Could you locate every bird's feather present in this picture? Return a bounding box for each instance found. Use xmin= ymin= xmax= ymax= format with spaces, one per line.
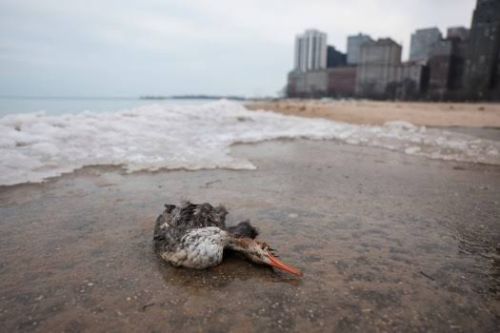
xmin=227 ymin=220 xmax=259 ymax=239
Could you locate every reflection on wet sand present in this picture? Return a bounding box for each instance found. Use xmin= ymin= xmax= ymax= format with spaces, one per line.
xmin=0 ymin=140 xmax=499 ymax=332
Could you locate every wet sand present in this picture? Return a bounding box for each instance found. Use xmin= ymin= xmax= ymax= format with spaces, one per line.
xmin=247 ymin=100 xmax=500 ymax=128
xmin=1 ymin=140 xmax=500 ymax=332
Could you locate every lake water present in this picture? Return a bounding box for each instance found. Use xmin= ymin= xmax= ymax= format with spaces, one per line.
xmin=0 ymin=97 xmax=208 ymax=117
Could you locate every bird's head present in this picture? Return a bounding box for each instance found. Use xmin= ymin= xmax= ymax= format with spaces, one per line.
xmin=234 ymin=238 xmax=303 ymax=277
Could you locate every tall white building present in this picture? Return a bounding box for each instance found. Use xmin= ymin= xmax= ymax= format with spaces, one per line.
xmin=294 ymin=29 xmax=327 ymax=72
xmin=409 ymin=27 xmax=442 ymax=62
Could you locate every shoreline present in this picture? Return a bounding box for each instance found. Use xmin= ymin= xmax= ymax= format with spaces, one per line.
xmin=1 ymin=126 xmax=499 ymax=189
xmin=2 ymin=99 xmax=500 ymax=187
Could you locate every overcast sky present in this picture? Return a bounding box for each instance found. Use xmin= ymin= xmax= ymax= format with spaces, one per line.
xmin=0 ymin=0 xmax=476 ymax=97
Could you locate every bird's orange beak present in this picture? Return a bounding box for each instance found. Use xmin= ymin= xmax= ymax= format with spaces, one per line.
xmin=267 ymin=254 xmax=303 ymax=277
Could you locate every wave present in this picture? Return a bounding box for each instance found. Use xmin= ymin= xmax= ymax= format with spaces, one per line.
xmin=0 ymin=100 xmax=498 ymax=185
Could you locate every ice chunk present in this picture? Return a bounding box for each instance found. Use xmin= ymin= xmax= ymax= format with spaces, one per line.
xmin=0 ymin=100 xmax=499 ymax=186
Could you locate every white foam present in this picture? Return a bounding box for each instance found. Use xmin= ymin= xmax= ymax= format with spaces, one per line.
xmin=0 ymin=100 xmax=499 ymax=186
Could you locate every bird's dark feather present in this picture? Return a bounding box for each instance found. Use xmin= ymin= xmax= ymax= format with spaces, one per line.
xmin=227 ymin=220 xmax=259 ymax=239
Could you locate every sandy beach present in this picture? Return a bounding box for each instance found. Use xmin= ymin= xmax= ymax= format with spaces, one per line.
xmin=1 ymin=139 xmax=499 ymax=332
xmin=247 ymin=100 xmax=500 ymax=128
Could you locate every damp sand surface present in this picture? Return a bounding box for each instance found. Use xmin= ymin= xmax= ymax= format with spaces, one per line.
xmin=1 ymin=140 xmax=500 ymax=332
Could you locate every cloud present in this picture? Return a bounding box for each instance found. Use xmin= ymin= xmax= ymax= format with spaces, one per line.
xmin=0 ymin=0 xmax=476 ymax=96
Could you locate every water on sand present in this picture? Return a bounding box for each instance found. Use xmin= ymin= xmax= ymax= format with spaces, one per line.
xmin=0 ymin=140 xmax=499 ymax=332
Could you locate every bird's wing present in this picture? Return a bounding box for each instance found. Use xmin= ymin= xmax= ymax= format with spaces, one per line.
xmin=153 ymin=203 xmax=176 ymax=237
xmin=153 ymin=207 xmax=184 ymax=254
xmin=161 ymin=201 xmax=228 ymax=230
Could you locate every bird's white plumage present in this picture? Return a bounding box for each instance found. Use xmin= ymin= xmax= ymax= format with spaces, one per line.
xmin=173 ymin=227 xmax=228 ymax=269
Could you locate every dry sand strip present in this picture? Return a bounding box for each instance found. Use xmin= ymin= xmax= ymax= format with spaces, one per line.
xmin=247 ymin=100 xmax=500 ymax=128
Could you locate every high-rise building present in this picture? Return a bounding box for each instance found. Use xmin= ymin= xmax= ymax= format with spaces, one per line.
xmin=464 ymin=0 xmax=500 ymax=98
xmin=427 ymin=31 xmax=469 ymax=99
xmin=449 ymin=38 xmax=469 ymax=91
xmin=428 ymin=40 xmax=454 ymax=98
xmin=327 ymin=46 xmax=347 ymax=68
xmin=409 ymin=27 xmax=442 ymax=62
xmin=359 ymin=38 xmax=402 ymax=65
xmin=294 ymin=29 xmax=327 ymax=72
xmin=356 ymin=38 xmax=403 ymax=96
xmin=395 ymin=62 xmax=427 ymax=99
xmin=447 ymin=26 xmax=469 ymax=41
xmin=346 ymin=33 xmax=373 ymax=65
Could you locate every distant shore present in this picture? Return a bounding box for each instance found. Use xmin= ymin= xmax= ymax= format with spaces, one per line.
xmin=247 ymin=100 xmax=500 ymax=128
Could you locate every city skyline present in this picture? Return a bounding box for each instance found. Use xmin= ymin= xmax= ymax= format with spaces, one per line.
xmin=289 ymin=0 xmax=500 ymax=100
xmin=0 ymin=0 xmax=476 ymax=97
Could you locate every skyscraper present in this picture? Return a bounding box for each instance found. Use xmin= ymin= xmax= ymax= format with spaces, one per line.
xmin=464 ymin=0 xmax=500 ymax=98
xmin=294 ymin=29 xmax=327 ymax=72
xmin=327 ymin=46 xmax=347 ymax=68
xmin=356 ymin=38 xmax=403 ymax=96
xmin=447 ymin=26 xmax=469 ymax=41
xmin=427 ymin=39 xmax=455 ymax=98
xmin=346 ymin=33 xmax=373 ymax=65
xmin=409 ymin=27 xmax=442 ymax=62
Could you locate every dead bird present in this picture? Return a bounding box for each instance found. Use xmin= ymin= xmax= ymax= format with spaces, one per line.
xmin=153 ymin=201 xmax=302 ymax=277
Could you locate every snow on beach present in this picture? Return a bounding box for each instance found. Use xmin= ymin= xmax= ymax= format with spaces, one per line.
xmin=0 ymin=100 xmax=499 ymax=186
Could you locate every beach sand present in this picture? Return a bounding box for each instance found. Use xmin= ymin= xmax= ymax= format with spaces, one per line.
xmin=1 ymin=140 xmax=499 ymax=332
xmin=247 ymin=100 xmax=500 ymax=128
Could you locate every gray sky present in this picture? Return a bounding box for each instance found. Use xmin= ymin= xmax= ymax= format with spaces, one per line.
xmin=0 ymin=0 xmax=476 ymax=97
